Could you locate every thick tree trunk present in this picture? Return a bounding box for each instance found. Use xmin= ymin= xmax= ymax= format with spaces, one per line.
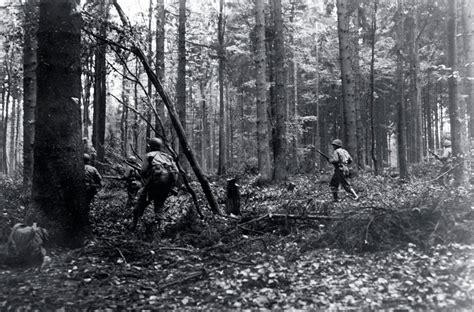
xmin=272 ymin=0 xmax=288 ymax=181
xmin=255 ymin=0 xmax=271 ymax=181
xmin=23 ymin=0 xmax=38 ymax=192
xmin=93 ymin=0 xmax=108 ymax=162
xmin=447 ymin=0 xmax=469 ymax=186
xmin=395 ymin=1 xmax=408 ymax=179
xmin=369 ymin=0 xmax=379 ymax=174
xmin=336 ymin=0 xmax=358 ymax=168
xmin=217 ymin=0 xmax=226 ymax=175
xmin=32 ymin=0 xmax=86 ymax=246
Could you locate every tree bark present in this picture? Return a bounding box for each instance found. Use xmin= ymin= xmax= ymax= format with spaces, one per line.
xmin=272 ymin=0 xmax=288 ymax=181
xmin=32 ymin=0 xmax=87 ymax=246
xmin=93 ymin=0 xmax=108 ymax=162
xmin=255 ymin=0 xmax=272 ymax=181
xmin=155 ymin=0 xmax=166 ymax=137
xmin=176 ymin=0 xmax=187 ymax=164
xmin=395 ymin=0 xmax=408 ymax=179
xmin=447 ymin=0 xmax=469 ymax=186
xmin=217 ymin=0 xmax=226 ymax=175
xmin=336 ymin=0 xmax=358 ymax=169
xmin=462 ymin=0 xmax=474 ymax=139
xmin=22 ymin=0 xmax=38 ymax=192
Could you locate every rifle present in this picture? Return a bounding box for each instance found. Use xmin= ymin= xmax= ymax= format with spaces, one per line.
xmin=428 ymin=150 xmax=444 ymax=163
xmin=316 ymin=149 xmax=331 ymax=162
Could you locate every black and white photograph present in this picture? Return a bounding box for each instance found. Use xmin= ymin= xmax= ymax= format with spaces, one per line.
xmin=0 ymin=0 xmax=473 ymax=309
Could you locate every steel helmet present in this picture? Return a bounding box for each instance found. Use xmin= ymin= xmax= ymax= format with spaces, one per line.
xmin=148 ymin=137 xmax=163 ymax=151
xmin=331 ymin=139 xmax=343 ymax=147
xmin=128 ymin=156 xmax=137 ymax=163
xmin=83 ymin=153 xmax=91 ymax=163
xmin=443 ymin=140 xmax=451 ymax=147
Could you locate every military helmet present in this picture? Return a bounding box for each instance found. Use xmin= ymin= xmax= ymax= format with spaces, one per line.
xmin=443 ymin=140 xmax=451 ymax=147
xmin=128 ymin=156 xmax=137 ymax=163
xmin=148 ymin=137 xmax=163 ymax=151
xmin=83 ymin=153 xmax=91 ymax=163
xmin=331 ymin=139 xmax=343 ymax=147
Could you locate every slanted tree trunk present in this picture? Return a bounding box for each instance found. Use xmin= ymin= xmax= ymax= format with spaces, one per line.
xmin=217 ymin=0 xmax=226 ymax=175
xmin=255 ymin=0 xmax=271 ymax=181
xmin=447 ymin=0 xmax=469 ymax=186
xmin=336 ymin=0 xmax=358 ymax=169
xmin=31 ymin=0 xmax=87 ymax=246
xmin=93 ymin=0 xmax=108 ymax=162
xmin=23 ymin=0 xmax=38 ymax=192
xmin=272 ymin=0 xmax=288 ymax=181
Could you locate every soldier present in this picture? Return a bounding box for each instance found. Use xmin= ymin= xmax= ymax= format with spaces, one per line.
xmin=130 ymin=137 xmax=178 ymax=231
xmin=84 ymin=153 xmax=102 ymax=211
xmin=328 ymin=139 xmax=358 ymax=202
xmin=431 ymin=140 xmax=453 ymax=185
xmin=83 ymin=137 xmax=97 ymax=163
xmin=124 ymin=156 xmax=142 ymax=209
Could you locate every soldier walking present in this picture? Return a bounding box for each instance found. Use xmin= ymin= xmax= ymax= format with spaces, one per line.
xmin=328 ymin=139 xmax=358 ymax=202
xmin=84 ymin=153 xmax=102 ymax=212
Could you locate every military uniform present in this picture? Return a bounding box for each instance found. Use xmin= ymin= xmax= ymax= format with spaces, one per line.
xmin=329 ymin=139 xmax=358 ymax=202
xmin=131 ymin=138 xmax=178 ymax=230
xmin=124 ymin=160 xmax=142 ymax=209
xmin=85 ymin=160 xmax=102 ymax=211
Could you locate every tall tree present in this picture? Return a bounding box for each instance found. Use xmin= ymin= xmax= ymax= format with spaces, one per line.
xmin=32 ymin=0 xmax=87 ymax=245
xmin=255 ymin=0 xmax=271 ymax=180
xmin=155 ymin=0 xmax=166 ymax=137
xmin=272 ymin=0 xmax=288 ymax=180
xmin=462 ymin=0 xmax=474 ymax=139
xmin=217 ymin=0 xmax=226 ymax=175
xmin=395 ymin=0 xmax=408 ymax=179
xmin=447 ymin=0 xmax=468 ymax=185
xmin=336 ymin=0 xmax=358 ymax=168
xmin=23 ymin=0 xmax=38 ymax=192
xmin=92 ymin=0 xmax=108 ymax=162
xmin=176 ymin=0 xmax=187 ymax=163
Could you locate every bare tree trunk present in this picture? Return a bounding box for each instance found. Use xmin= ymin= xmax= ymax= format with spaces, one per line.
xmin=121 ymin=63 xmax=130 ymax=157
xmin=23 ymin=0 xmax=38 ymax=191
xmin=462 ymin=0 xmax=474 ymax=139
xmin=32 ymin=0 xmax=87 ymax=246
xmin=176 ymin=0 xmax=187 ymax=164
xmin=217 ymin=0 xmax=226 ymax=175
xmin=369 ymin=0 xmax=379 ymax=174
xmin=255 ymin=0 xmax=271 ymax=180
xmin=155 ymin=0 xmax=166 ymax=137
xmin=447 ymin=0 xmax=469 ymax=186
xmin=272 ymin=0 xmax=288 ymax=181
xmin=336 ymin=0 xmax=358 ymax=168
xmin=396 ymin=1 xmax=408 ymax=179
xmin=93 ymin=0 xmax=108 ymax=162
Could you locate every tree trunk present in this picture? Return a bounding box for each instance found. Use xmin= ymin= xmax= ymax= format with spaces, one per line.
xmin=336 ymin=0 xmax=358 ymax=168
xmin=395 ymin=1 xmax=408 ymax=179
xmin=155 ymin=0 xmax=166 ymax=137
xmin=23 ymin=0 xmax=38 ymax=192
xmin=255 ymin=0 xmax=272 ymax=181
xmin=93 ymin=0 xmax=108 ymax=162
xmin=462 ymin=0 xmax=474 ymax=140
xmin=447 ymin=0 xmax=469 ymax=186
xmin=272 ymin=0 xmax=288 ymax=181
xmin=176 ymin=0 xmax=187 ymax=164
xmin=32 ymin=0 xmax=87 ymax=246
xmin=369 ymin=0 xmax=379 ymax=174
xmin=217 ymin=0 xmax=226 ymax=175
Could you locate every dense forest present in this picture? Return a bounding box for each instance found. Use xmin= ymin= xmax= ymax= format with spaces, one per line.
xmin=0 ymin=0 xmax=473 ymax=310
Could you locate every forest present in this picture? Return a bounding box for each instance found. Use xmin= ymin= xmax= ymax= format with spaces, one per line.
xmin=0 ymin=0 xmax=473 ymax=310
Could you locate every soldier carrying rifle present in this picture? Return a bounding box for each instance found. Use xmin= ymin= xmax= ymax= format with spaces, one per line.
xmin=317 ymin=139 xmax=358 ymax=202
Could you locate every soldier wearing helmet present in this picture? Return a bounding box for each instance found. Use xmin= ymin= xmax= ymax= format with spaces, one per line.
xmin=130 ymin=137 xmax=178 ymax=231
xmin=328 ymin=139 xmax=358 ymax=202
xmin=123 ymin=155 xmax=142 ymax=209
xmin=84 ymin=153 xmax=102 ymax=211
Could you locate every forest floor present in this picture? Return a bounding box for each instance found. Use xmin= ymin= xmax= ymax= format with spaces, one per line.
xmin=0 ymin=168 xmax=473 ymax=310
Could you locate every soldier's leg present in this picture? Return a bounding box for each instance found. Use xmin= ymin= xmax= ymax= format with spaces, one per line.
xmin=329 ymin=172 xmax=340 ymax=202
xmin=130 ymin=187 xmax=150 ymax=230
xmin=341 ymin=177 xmax=358 ymax=200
